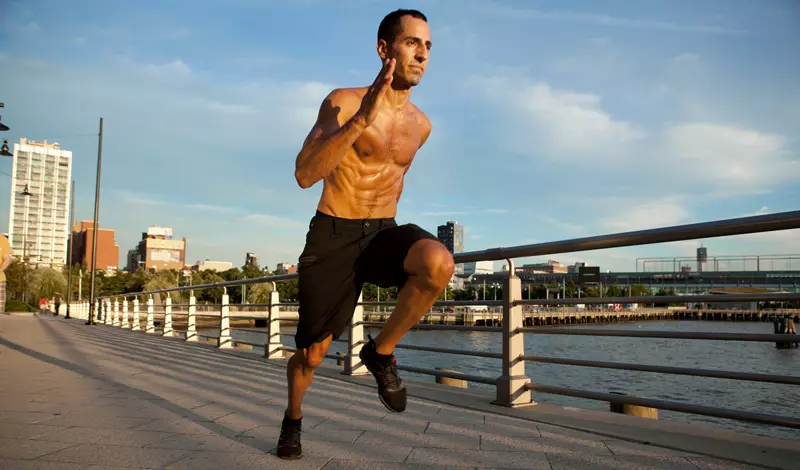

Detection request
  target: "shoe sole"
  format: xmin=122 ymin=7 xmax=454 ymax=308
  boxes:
xmin=277 ymin=451 xmax=302 ymax=460
xmin=378 ymin=390 xmax=406 ymax=413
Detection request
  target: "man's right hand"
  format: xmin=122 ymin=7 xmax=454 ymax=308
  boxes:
xmin=355 ymin=58 xmax=395 ymax=127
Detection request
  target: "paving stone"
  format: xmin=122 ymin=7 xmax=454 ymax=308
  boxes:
xmin=146 ymin=433 xmax=271 ymax=453
xmin=480 ymin=434 xmax=612 ymax=454
xmin=0 ymin=458 xmax=85 ymax=469
xmin=165 ymin=450 xmax=331 ymax=470
xmin=298 ymin=441 xmax=413 ymax=462
xmin=547 ymin=453 xmax=699 ymax=470
xmin=37 ymin=443 xmax=191 ymax=467
xmin=240 ymin=425 xmax=364 ymax=443
xmin=321 ymin=460 xmax=474 ymax=469
xmin=0 ymin=423 xmax=69 ymax=439
xmin=0 ymin=411 xmax=61 ymax=424
xmin=357 ymin=429 xmax=479 ymax=449
xmin=687 ymin=457 xmax=767 ymax=469
xmin=424 ymin=422 xmax=542 ymax=438
xmin=603 ymin=439 xmax=702 ymax=458
xmin=130 ymin=419 xmax=236 ymax=437
xmin=0 ymin=437 xmax=76 ymax=460
xmin=406 ymin=448 xmax=551 ymax=469
xmin=34 ymin=415 xmax=154 ymax=431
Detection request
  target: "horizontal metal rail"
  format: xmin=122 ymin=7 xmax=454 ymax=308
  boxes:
xmin=521 ymin=355 xmax=800 ymax=385
xmin=359 ymin=321 xmax=502 ymax=332
xmin=517 ymin=292 xmax=800 ymax=306
xmin=397 ymin=365 xmax=498 ymax=385
xmin=525 ymin=383 xmax=800 ymax=429
xmin=231 ymin=339 xmax=264 ymax=348
xmin=359 ymin=299 xmax=504 ymax=308
xmin=518 ymin=328 xmax=800 ymax=342
xmin=454 ymin=210 xmax=800 ymax=264
xmin=395 ymin=343 xmax=503 ymax=359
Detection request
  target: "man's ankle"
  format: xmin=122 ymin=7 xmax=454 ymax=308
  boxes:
xmin=285 ymin=410 xmax=303 ymax=421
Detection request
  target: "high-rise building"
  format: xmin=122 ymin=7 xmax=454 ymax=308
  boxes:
xmin=245 ymin=252 xmax=259 ymax=269
xmin=7 ymin=138 xmax=72 ymax=267
xmin=130 ymin=226 xmax=187 ymax=271
xmin=437 ymin=220 xmax=464 ymax=254
xmin=70 ymin=221 xmax=120 ymax=273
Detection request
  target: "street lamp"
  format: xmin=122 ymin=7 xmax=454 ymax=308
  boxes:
xmin=1 ymin=140 xmax=12 ymax=157
xmin=0 ymin=102 xmax=8 ymax=132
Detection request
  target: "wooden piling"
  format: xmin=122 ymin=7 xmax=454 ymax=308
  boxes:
xmin=609 ymin=392 xmax=658 ymax=419
xmin=435 ymin=367 xmax=468 ymax=388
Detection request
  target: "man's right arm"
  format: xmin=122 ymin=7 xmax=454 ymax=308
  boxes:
xmin=294 ymin=89 xmax=367 ymax=189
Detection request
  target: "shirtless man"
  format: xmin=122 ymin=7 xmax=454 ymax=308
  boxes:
xmin=277 ymin=9 xmax=455 ymax=460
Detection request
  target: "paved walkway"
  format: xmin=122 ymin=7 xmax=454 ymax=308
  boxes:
xmin=0 ymin=314 xmax=782 ymax=469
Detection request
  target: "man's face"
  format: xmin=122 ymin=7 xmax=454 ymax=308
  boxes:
xmin=385 ymin=16 xmax=431 ymax=87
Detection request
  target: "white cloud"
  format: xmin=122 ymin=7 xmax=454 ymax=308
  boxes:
xmin=662 ymin=123 xmax=799 ymax=195
xmin=143 ymin=59 xmax=192 ymax=79
xmin=538 ymin=215 xmax=584 ymax=235
xmin=241 ymin=214 xmax=305 ymax=229
xmin=473 ymin=2 xmax=746 ymax=34
xmin=601 ymin=197 xmax=690 ymax=232
xmin=473 ymin=77 xmax=644 ymax=160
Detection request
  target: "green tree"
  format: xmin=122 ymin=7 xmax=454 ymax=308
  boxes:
xmin=247 ymin=281 xmax=273 ymax=304
xmin=32 ymin=268 xmax=67 ymax=301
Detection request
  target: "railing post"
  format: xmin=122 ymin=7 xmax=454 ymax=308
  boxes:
xmin=146 ymin=296 xmax=155 ymax=333
xmin=186 ymin=293 xmax=198 ymax=342
xmin=104 ymin=299 xmax=112 ymax=325
xmin=131 ymin=298 xmax=141 ymax=331
xmin=121 ymin=299 xmax=129 ymax=329
xmin=94 ymin=299 xmax=100 ymax=323
xmin=265 ymin=289 xmax=283 ymax=359
xmin=344 ymin=290 xmax=368 ymax=375
xmin=494 ymin=260 xmax=533 ymax=407
xmin=218 ymin=289 xmax=232 ymax=348
xmin=163 ymin=296 xmax=174 ymax=337
xmin=112 ymin=298 xmax=120 ymax=327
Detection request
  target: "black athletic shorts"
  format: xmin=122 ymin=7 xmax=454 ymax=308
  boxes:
xmin=294 ymin=210 xmax=438 ymax=349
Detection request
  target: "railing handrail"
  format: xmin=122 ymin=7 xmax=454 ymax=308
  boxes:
xmin=99 ymin=210 xmax=800 ymax=300
xmin=452 ymin=210 xmax=800 ymax=263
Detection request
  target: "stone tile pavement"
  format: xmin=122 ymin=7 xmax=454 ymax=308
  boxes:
xmin=0 ymin=314 xmax=776 ymax=469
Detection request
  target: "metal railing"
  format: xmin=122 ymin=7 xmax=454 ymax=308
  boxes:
xmin=82 ymin=210 xmax=800 ymax=432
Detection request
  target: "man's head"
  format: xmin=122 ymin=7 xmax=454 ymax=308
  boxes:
xmin=377 ymin=9 xmax=431 ymax=88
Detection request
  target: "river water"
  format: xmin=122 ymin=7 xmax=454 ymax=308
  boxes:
xmin=220 ymin=320 xmax=800 ymax=441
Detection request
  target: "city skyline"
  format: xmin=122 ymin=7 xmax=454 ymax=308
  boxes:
xmin=1 ymin=1 xmax=797 ymax=272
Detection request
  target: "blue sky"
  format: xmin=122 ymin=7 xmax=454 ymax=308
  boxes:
xmin=1 ymin=0 xmax=798 ymax=273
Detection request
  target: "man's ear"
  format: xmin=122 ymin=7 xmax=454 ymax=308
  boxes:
xmin=376 ymin=39 xmax=389 ymax=60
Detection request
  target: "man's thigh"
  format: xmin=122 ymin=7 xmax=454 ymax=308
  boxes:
xmin=295 ymin=216 xmax=364 ymax=349
xmin=357 ymin=223 xmax=439 ymax=288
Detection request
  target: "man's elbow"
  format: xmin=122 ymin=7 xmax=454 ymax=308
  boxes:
xmin=294 ymin=170 xmax=314 ymax=189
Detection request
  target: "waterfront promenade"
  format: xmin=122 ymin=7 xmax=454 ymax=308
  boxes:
xmin=1 ymin=314 xmax=797 ymax=469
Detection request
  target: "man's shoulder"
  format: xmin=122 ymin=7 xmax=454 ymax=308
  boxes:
xmin=409 ymin=103 xmax=432 ymax=142
xmin=325 ymin=87 xmax=367 ymax=105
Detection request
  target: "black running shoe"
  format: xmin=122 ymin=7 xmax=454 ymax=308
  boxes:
xmin=276 ymin=414 xmax=302 ymax=460
xmin=359 ymin=335 xmax=407 ymax=412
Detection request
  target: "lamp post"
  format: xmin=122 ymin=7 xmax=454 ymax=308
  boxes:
xmin=65 ymin=180 xmax=75 ymax=319
xmin=86 ymin=118 xmax=103 ymax=326
xmin=19 ymin=184 xmax=32 ymax=303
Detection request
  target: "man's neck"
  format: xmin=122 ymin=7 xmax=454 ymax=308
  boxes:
xmin=384 ymin=85 xmax=412 ymax=111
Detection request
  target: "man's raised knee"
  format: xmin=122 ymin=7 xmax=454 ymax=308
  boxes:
xmin=406 ymin=239 xmax=455 ymax=290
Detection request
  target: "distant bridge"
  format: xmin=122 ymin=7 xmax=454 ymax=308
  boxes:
xmin=468 ymin=271 xmax=800 ymax=293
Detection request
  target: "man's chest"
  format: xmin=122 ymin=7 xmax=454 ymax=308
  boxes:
xmin=353 ymin=115 xmax=422 ymax=166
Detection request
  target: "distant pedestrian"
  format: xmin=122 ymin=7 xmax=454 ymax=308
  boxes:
xmin=54 ymin=293 xmax=61 ymax=316
xmin=0 ymin=235 xmax=11 ymax=314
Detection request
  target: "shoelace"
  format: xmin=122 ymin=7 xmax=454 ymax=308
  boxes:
xmin=378 ymin=357 xmax=402 ymax=388
xmin=278 ymin=423 xmax=301 ymax=447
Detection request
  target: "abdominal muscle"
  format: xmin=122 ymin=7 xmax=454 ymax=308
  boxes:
xmin=316 ymin=149 xmax=406 ymax=220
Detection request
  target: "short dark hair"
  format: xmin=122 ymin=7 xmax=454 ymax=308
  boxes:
xmin=378 ymin=9 xmax=427 ymax=44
